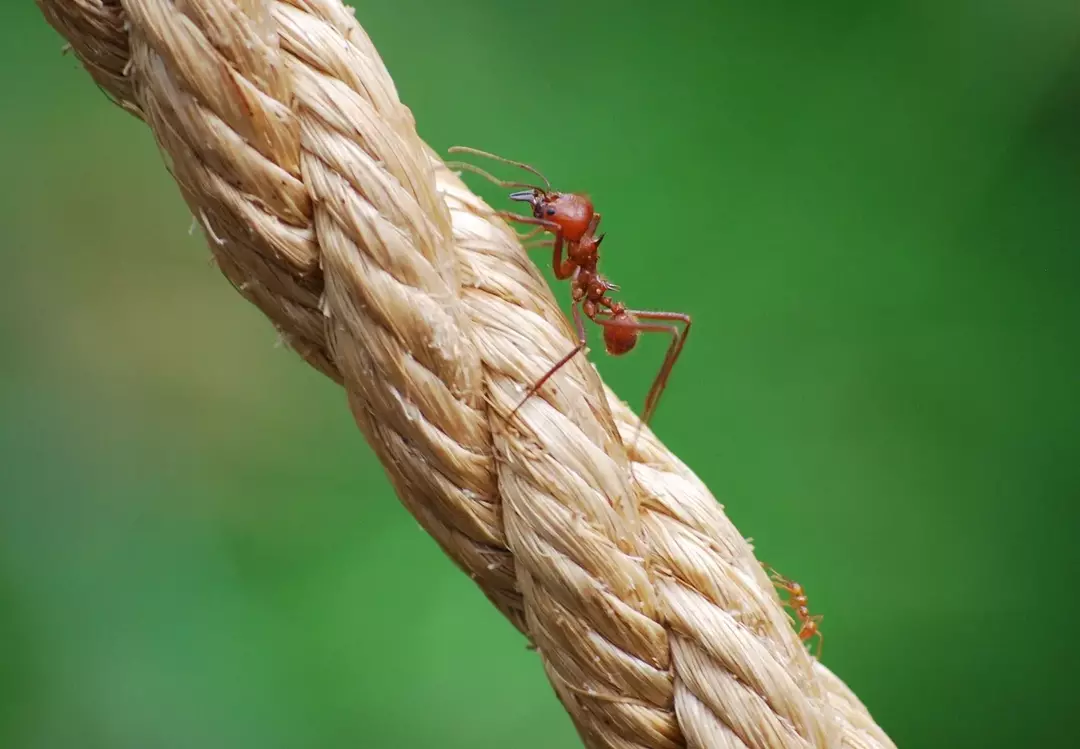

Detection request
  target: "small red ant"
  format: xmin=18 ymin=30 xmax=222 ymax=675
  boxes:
xmin=447 ymin=146 xmax=692 ymax=432
xmin=762 ymin=564 xmax=824 ymax=659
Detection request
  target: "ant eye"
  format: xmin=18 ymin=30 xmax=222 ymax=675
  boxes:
xmin=546 ymin=208 xmax=556 ymax=216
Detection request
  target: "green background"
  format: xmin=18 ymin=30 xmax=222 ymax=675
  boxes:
xmin=3 ymin=2 xmax=1079 ymax=747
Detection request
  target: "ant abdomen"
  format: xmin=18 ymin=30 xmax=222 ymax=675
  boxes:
xmin=604 ymin=312 xmax=639 ymax=355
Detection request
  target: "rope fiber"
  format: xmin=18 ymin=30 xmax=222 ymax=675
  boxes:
xmin=35 ymin=2 xmax=897 ymax=747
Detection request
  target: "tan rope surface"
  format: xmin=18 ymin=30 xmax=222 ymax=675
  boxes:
xmin=35 ymin=2 xmax=897 ymax=748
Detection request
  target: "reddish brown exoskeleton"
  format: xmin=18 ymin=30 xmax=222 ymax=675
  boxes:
xmin=447 ymin=146 xmax=692 ymax=432
xmin=764 ymin=565 xmax=825 ymax=658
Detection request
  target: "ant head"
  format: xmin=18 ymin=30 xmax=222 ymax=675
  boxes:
xmin=511 ymin=190 xmax=594 ymax=242
xmin=603 ymin=309 xmax=638 ymax=356
xmin=511 ymin=188 xmax=570 ymax=228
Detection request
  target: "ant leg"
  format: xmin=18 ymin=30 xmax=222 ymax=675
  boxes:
xmin=516 ymin=226 xmax=546 ymax=242
xmin=760 ymin=562 xmax=792 ymax=597
xmin=508 ymin=302 xmax=589 ymax=421
xmin=551 ymin=236 xmax=576 ymax=280
xmin=497 ymin=212 xmax=574 ymax=279
xmin=494 ymin=211 xmax=574 ymax=278
xmin=495 ymin=212 xmax=559 ymax=231
xmin=627 ymin=310 xmax=693 ymax=428
xmin=447 ymin=146 xmax=552 ymax=190
xmin=592 ymin=314 xmax=679 ymax=446
xmin=594 ymin=310 xmax=692 ymax=441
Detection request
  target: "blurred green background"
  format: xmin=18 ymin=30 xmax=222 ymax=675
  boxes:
xmin=3 ymin=1 xmax=1079 ymax=747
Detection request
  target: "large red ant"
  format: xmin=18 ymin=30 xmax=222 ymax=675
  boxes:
xmin=762 ymin=564 xmax=824 ymax=659
xmin=447 ymin=146 xmax=692 ymax=432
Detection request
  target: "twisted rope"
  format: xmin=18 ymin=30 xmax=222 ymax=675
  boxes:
xmin=35 ymin=2 xmax=896 ymax=748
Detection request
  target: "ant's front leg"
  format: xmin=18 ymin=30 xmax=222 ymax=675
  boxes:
xmin=495 ymin=211 xmax=561 ymax=235
xmin=496 ymin=211 xmax=574 ymax=279
xmin=522 ymin=229 xmax=569 ymax=280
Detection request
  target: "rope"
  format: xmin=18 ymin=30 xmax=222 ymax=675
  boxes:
xmin=35 ymin=2 xmax=897 ymax=747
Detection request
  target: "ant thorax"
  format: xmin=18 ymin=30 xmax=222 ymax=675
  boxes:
xmin=568 ymin=234 xmax=599 ymax=266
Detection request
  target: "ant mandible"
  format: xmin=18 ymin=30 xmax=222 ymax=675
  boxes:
xmin=762 ymin=564 xmax=824 ymax=659
xmin=447 ymin=146 xmax=692 ymax=432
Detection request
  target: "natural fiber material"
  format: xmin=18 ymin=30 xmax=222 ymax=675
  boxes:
xmin=35 ymin=2 xmax=897 ymax=747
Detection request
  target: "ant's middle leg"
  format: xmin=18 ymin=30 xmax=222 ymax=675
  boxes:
xmin=516 ymin=226 xmax=547 ymax=243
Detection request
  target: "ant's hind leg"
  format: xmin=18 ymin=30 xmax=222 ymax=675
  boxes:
xmin=595 ymin=309 xmax=692 ymax=438
xmin=508 ymin=303 xmax=588 ymax=421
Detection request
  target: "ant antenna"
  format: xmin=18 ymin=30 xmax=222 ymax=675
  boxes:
xmin=445 ymin=160 xmax=548 ymax=193
xmin=448 ymin=146 xmax=552 ymax=191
